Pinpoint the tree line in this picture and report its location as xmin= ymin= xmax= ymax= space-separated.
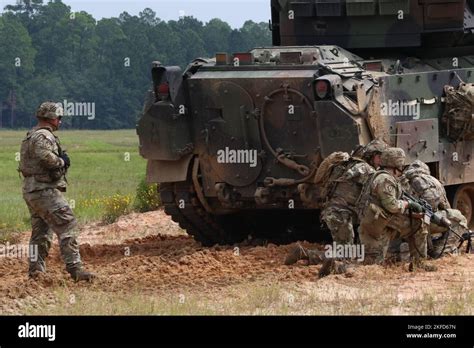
xmin=0 ymin=0 xmax=271 ymax=129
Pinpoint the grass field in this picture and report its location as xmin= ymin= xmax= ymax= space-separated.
xmin=0 ymin=130 xmax=146 ymax=240
xmin=17 ymin=280 xmax=474 ymax=315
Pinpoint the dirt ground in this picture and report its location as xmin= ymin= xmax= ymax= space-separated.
xmin=0 ymin=210 xmax=472 ymax=315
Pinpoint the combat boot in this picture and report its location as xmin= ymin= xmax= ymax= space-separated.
xmin=284 ymin=243 xmax=308 ymax=265
xmin=68 ymin=267 xmax=96 ymax=282
xmin=307 ymin=249 xmax=325 ymax=265
xmin=28 ymin=269 xmax=46 ymax=280
xmin=28 ymin=263 xmax=46 ymax=279
xmin=318 ymin=257 xmax=347 ymax=278
xmin=409 ymin=260 xmax=437 ymax=272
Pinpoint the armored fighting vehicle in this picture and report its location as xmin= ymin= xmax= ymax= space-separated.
xmin=138 ymin=0 xmax=474 ymax=245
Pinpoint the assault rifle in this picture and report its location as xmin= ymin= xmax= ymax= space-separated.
xmin=402 ymin=191 xmax=473 ymax=255
xmin=402 ymin=191 xmax=447 ymax=226
xmin=451 ymin=230 xmax=473 ymax=254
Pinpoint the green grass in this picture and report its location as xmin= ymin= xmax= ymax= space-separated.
xmin=0 ymin=130 xmax=146 ymax=240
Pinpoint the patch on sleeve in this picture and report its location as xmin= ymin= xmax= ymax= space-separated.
xmin=380 ymin=176 xmax=398 ymax=197
xmin=32 ymin=131 xmax=56 ymax=149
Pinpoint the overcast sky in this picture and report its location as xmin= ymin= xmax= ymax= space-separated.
xmin=0 ymin=0 xmax=271 ymax=28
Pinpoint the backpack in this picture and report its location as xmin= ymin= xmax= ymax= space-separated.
xmin=442 ymin=83 xmax=474 ymax=141
xmin=314 ymin=152 xmax=350 ymax=199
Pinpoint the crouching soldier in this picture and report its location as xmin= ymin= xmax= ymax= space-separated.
xmin=285 ymin=139 xmax=388 ymax=274
xmin=358 ymin=148 xmax=436 ymax=271
xmin=401 ymin=160 xmax=468 ymax=258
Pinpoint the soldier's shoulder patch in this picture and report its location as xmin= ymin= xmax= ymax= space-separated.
xmin=30 ymin=130 xmax=56 ymax=148
xmin=32 ymin=129 xmax=55 ymax=141
xmin=373 ymin=173 xmax=397 ymax=192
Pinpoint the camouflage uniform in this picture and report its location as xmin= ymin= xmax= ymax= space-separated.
xmin=320 ymin=159 xmax=375 ymax=244
xmin=429 ymin=209 xmax=467 ymax=257
xmin=19 ymin=102 xmax=92 ymax=281
xmin=285 ymin=139 xmax=387 ymax=266
xmin=321 ymin=139 xmax=387 ymax=245
xmin=358 ymin=148 xmax=429 ymax=266
xmin=401 ymin=160 xmax=467 ymax=257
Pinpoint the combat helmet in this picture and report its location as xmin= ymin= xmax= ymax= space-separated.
xmin=404 ymin=160 xmax=430 ymax=179
xmin=381 ymin=148 xmax=406 ymax=171
xmin=36 ymin=101 xmax=63 ymax=119
xmin=362 ymin=138 xmax=388 ymax=161
xmin=362 ymin=139 xmax=388 ymax=163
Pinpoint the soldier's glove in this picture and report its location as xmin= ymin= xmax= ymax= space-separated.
xmin=60 ymin=152 xmax=71 ymax=169
xmin=408 ymin=201 xmax=424 ymax=213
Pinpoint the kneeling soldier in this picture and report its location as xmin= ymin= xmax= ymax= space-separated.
xmin=358 ymin=148 xmax=435 ymax=271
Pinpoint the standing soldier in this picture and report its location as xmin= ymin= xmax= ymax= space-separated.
xmin=401 ymin=160 xmax=468 ymax=257
xmin=19 ymin=102 xmax=95 ymax=282
xmin=284 ymin=139 xmax=388 ymax=266
xmin=358 ymin=148 xmax=435 ymax=271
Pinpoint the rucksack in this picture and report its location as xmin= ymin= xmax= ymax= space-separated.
xmin=314 ymin=152 xmax=351 ymax=199
xmin=442 ymin=82 xmax=474 ymax=141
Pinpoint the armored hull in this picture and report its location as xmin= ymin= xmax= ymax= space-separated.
xmin=138 ymin=1 xmax=474 ymax=245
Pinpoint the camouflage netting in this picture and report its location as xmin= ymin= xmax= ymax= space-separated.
xmin=442 ymin=82 xmax=474 ymax=141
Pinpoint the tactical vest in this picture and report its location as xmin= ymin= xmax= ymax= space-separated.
xmin=19 ymin=127 xmax=65 ymax=183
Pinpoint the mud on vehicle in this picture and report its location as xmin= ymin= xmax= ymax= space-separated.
xmin=138 ymin=0 xmax=474 ymax=245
